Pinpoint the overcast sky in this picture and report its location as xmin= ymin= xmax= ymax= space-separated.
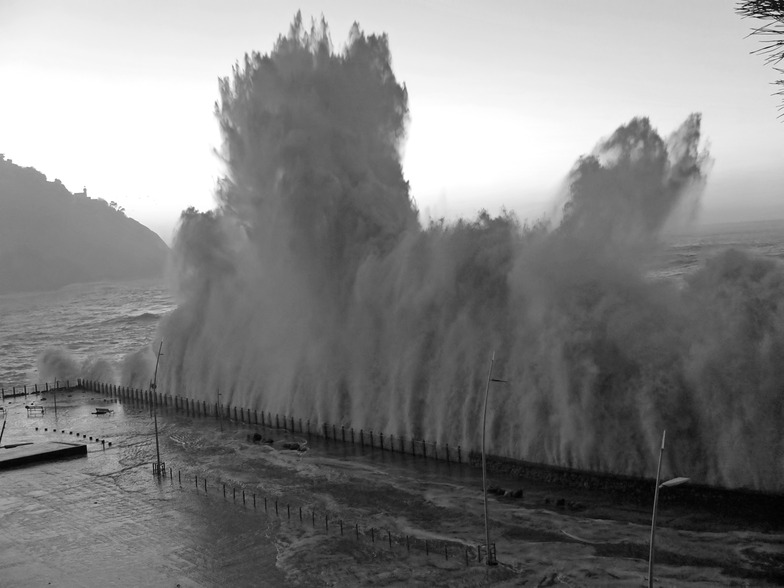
xmin=1 ymin=0 xmax=782 ymax=242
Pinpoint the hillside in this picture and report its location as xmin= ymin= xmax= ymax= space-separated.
xmin=0 ymin=155 xmax=169 ymax=294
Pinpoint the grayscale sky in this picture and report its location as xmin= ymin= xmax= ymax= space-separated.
xmin=1 ymin=0 xmax=782 ymax=242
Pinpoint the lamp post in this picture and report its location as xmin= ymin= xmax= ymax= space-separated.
xmin=481 ymin=351 xmax=507 ymax=566
xmin=648 ymin=429 xmax=689 ymax=588
xmin=151 ymin=341 xmax=164 ymax=476
xmin=217 ymin=389 xmax=223 ymax=432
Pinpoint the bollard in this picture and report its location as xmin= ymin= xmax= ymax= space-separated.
xmin=388 ymin=530 xmax=392 ymax=549
xmin=299 ymin=506 xmax=302 ymax=522
xmin=339 ymin=520 xmax=343 ymax=536
xmin=264 ymin=497 xmax=267 ymax=512
xmin=369 ymin=430 xmax=374 ymax=448
xmin=325 ymin=513 xmax=329 ymax=533
xmin=102 ymin=440 xmax=105 ymax=450
xmin=195 ymin=475 xmax=198 ymax=489
xmin=204 ymin=479 xmax=207 ymax=493
xmin=379 ymin=432 xmax=384 ymax=450
xmin=242 ymin=490 xmax=245 ymax=505
xmin=371 ymin=528 xmax=375 ymax=543
xmin=355 ymin=523 xmax=359 ymax=540
xmin=253 ymin=493 xmax=256 ymax=508
xmin=179 ymin=471 xmax=181 ymax=485
xmin=275 ymin=499 xmax=278 ymax=515
xmin=287 ymin=504 xmax=290 ymax=519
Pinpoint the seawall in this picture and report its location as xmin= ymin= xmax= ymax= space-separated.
xmin=78 ymin=378 xmax=784 ymax=525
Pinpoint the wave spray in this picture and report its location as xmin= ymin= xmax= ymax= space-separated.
xmin=152 ymin=15 xmax=782 ymax=491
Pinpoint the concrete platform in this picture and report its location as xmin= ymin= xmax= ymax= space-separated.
xmin=0 ymin=441 xmax=87 ymax=470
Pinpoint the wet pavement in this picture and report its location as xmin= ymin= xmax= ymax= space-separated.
xmin=1 ymin=389 xmax=782 ymax=587
xmin=0 ymin=392 xmax=285 ymax=588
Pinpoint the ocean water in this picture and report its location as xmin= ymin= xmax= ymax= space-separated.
xmin=651 ymin=219 xmax=784 ymax=282
xmin=0 ymin=278 xmax=174 ymax=389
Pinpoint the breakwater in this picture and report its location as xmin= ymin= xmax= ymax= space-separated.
xmin=79 ymin=378 xmax=784 ymax=526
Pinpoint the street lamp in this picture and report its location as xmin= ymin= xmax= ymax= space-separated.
xmin=648 ymin=429 xmax=689 ymax=588
xmin=481 ymin=351 xmax=507 ymax=566
xmin=151 ymin=341 xmax=164 ymax=477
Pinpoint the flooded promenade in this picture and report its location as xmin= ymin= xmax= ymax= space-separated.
xmin=0 ymin=389 xmax=781 ymax=587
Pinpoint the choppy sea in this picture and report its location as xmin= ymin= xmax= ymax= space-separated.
xmin=0 ymin=278 xmax=175 ymax=389
xmin=2 ymin=219 xmax=784 ymax=390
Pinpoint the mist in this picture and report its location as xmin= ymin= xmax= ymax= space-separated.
xmin=78 ymin=15 xmax=782 ymax=491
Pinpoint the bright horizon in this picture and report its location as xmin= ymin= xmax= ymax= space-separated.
xmin=1 ymin=0 xmax=783 ymax=244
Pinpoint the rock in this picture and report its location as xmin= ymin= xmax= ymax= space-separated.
xmin=252 ymin=433 xmax=263 ymax=443
xmin=281 ymin=441 xmax=301 ymax=451
xmin=511 ymin=488 xmax=523 ymax=499
xmin=555 ymin=498 xmax=566 ymax=508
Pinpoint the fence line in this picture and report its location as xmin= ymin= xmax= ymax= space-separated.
xmin=78 ymin=379 xmax=465 ymax=465
xmin=1 ymin=380 xmax=76 ymax=401
xmin=152 ymin=461 xmax=488 ymax=566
